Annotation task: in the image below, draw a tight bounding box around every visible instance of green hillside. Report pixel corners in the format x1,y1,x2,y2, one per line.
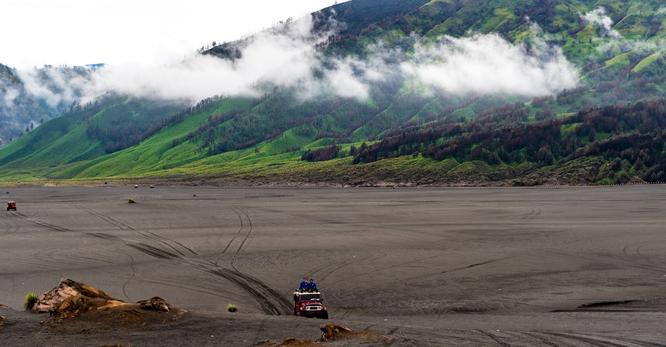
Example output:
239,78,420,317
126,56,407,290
0,0,665,185
0,96,182,172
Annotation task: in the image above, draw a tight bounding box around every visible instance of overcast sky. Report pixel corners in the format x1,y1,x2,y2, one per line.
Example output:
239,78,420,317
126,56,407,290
1,0,342,68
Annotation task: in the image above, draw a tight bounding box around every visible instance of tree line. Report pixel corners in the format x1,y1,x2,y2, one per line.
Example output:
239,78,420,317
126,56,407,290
352,99,666,182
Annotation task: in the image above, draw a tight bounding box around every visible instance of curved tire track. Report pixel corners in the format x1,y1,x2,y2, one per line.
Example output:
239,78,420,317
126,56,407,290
212,209,244,266
17,204,290,316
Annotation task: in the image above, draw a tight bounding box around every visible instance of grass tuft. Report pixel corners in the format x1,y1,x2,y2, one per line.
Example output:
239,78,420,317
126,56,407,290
24,292,38,310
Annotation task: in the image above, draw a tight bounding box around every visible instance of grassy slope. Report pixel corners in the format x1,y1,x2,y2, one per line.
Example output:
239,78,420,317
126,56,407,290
0,108,104,169
66,98,254,179
0,0,665,185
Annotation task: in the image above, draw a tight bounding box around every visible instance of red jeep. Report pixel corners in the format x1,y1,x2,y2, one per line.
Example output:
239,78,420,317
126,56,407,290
6,201,16,211
293,291,328,319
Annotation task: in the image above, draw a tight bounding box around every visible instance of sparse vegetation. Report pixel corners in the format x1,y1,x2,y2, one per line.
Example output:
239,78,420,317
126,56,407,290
24,292,38,310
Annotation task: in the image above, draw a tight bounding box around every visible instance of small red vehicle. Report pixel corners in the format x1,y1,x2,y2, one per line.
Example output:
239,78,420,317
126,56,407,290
293,291,328,319
6,201,16,211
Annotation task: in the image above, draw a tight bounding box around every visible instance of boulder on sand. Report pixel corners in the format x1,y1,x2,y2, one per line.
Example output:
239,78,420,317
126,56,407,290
137,297,171,312
32,279,182,325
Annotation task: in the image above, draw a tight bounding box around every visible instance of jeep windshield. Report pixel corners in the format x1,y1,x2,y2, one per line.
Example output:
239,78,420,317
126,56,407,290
297,294,321,301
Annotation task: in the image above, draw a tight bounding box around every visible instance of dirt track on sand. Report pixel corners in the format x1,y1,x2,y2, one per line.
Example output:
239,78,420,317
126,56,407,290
1,185,666,346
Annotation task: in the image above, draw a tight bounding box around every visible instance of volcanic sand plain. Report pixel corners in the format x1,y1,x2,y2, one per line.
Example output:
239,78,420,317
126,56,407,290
1,185,666,346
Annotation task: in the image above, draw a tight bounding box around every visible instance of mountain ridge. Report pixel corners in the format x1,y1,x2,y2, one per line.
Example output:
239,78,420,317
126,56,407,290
0,0,665,185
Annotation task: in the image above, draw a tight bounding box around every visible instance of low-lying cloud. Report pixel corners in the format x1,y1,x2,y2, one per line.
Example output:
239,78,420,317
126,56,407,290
4,15,581,109
580,7,665,56
401,34,579,97
11,16,341,106
581,7,620,39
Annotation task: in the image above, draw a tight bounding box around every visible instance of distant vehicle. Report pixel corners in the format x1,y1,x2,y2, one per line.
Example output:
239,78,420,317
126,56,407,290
293,290,328,319
6,201,16,211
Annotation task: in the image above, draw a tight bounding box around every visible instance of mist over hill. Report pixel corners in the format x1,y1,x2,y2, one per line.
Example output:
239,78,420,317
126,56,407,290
0,65,68,146
0,0,665,185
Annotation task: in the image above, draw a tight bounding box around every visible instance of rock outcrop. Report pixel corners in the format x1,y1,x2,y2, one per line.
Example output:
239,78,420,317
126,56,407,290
33,279,116,314
32,279,182,326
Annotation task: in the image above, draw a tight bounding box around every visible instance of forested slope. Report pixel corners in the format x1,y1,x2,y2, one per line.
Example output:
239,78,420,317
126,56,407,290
0,0,664,185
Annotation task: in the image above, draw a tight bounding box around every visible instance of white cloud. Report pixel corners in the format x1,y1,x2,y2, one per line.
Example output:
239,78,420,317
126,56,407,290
581,7,620,39
2,87,20,107
319,61,370,99
85,17,324,102
7,17,581,108
10,15,372,104
400,34,579,97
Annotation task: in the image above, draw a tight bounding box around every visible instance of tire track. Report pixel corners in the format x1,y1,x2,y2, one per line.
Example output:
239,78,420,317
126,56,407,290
621,243,663,270
30,204,290,316
303,257,357,285
230,209,254,271
98,206,288,315
81,205,198,257
203,266,292,315
476,330,511,347
143,230,197,257
80,206,134,231
318,258,366,283
324,252,442,286
119,250,137,301
542,332,651,347
201,208,290,315
129,242,182,259
305,261,336,279
82,208,225,303
522,208,542,220
11,211,72,232
546,250,666,276
521,332,560,347
0,211,21,235
213,209,244,266
122,240,291,315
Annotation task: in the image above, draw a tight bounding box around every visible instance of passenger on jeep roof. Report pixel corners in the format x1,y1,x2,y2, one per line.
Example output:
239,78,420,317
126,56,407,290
308,278,318,292
299,277,309,291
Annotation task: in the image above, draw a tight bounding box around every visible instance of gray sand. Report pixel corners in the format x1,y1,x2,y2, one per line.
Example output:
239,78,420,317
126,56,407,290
1,185,665,346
